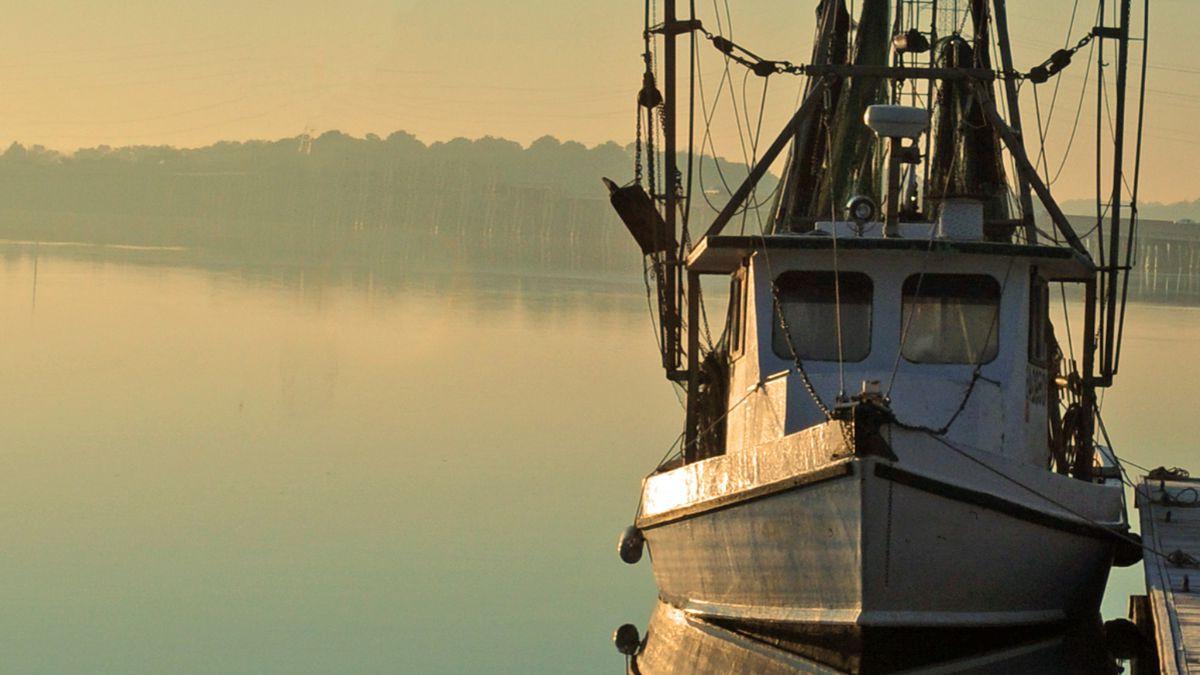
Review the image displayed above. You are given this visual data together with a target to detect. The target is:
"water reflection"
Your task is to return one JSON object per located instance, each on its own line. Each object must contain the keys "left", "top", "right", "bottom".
{"left": 0, "top": 239, "right": 647, "bottom": 317}
{"left": 1, "top": 244, "right": 1196, "bottom": 672}
{"left": 0, "top": 247, "right": 668, "bottom": 673}
{"left": 627, "top": 602, "right": 1139, "bottom": 674}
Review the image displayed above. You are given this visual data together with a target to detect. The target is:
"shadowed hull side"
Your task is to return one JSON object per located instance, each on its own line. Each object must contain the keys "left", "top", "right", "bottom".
{"left": 631, "top": 601, "right": 1117, "bottom": 674}
{"left": 641, "top": 458, "right": 1118, "bottom": 628}
{"left": 633, "top": 601, "right": 842, "bottom": 674}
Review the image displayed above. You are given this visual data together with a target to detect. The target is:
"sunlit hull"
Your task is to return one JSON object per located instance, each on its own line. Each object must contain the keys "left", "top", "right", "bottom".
{"left": 635, "top": 422, "right": 1127, "bottom": 629}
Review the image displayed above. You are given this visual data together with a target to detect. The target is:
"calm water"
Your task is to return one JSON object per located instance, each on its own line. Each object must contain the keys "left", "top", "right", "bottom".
{"left": 0, "top": 248, "right": 1196, "bottom": 672}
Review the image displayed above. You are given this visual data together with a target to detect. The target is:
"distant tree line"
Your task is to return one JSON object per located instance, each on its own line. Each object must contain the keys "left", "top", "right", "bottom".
{"left": 0, "top": 132, "right": 771, "bottom": 272}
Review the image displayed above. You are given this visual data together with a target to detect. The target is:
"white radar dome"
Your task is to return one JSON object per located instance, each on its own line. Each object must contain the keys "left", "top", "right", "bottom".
{"left": 863, "top": 105, "right": 930, "bottom": 139}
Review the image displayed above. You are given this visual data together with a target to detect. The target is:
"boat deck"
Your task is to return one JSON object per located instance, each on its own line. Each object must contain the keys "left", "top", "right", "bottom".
{"left": 1137, "top": 473, "right": 1200, "bottom": 674}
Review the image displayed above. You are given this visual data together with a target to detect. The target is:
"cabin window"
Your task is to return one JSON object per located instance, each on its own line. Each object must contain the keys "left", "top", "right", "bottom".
{"left": 901, "top": 274, "right": 1001, "bottom": 365}
{"left": 729, "top": 268, "right": 746, "bottom": 358}
{"left": 1028, "top": 270, "right": 1050, "bottom": 364}
{"left": 772, "top": 271, "right": 872, "bottom": 362}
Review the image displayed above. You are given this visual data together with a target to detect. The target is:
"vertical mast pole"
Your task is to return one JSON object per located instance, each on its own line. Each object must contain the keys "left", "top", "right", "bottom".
{"left": 1095, "top": 0, "right": 1105, "bottom": 369}
{"left": 664, "top": 0, "right": 679, "bottom": 365}
{"left": 1077, "top": 279, "right": 1098, "bottom": 479}
{"left": 662, "top": 0, "right": 700, "bottom": 460}
{"left": 991, "top": 0, "right": 1037, "bottom": 243}
{"left": 661, "top": 0, "right": 682, "bottom": 384}
{"left": 1103, "top": 0, "right": 1131, "bottom": 381}
{"left": 922, "top": 0, "right": 938, "bottom": 193}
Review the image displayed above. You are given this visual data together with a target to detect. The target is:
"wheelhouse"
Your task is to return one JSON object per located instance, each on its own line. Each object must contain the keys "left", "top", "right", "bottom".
{"left": 690, "top": 231, "right": 1093, "bottom": 469}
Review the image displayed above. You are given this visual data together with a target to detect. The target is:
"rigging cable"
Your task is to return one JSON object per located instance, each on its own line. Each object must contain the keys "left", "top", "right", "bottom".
{"left": 885, "top": 126, "right": 968, "bottom": 399}
{"left": 739, "top": 92, "right": 835, "bottom": 421}
{"left": 737, "top": 69, "right": 772, "bottom": 234}
{"left": 1112, "top": 0, "right": 1150, "bottom": 373}
{"left": 821, "top": 88, "right": 847, "bottom": 402}
{"left": 1032, "top": 0, "right": 1083, "bottom": 179}
{"left": 685, "top": 0, "right": 719, "bottom": 354}
{"left": 693, "top": 30, "right": 785, "bottom": 217}
{"left": 1096, "top": 0, "right": 1107, "bottom": 308}
{"left": 1028, "top": 15, "right": 1100, "bottom": 188}
{"left": 923, "top": 430, "right": 1172, "bottom": 563}
{"left": 709, "top": 0, "right": 762, "bottom": 234}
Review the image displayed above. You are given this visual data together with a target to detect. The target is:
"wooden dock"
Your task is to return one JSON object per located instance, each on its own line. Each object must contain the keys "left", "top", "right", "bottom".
{"left": 1136, "top": 473, "right": 1200, "bottom": 674}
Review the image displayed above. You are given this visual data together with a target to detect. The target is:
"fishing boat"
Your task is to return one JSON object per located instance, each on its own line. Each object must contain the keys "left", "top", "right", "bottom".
{"left": 608, "top": 0, "right": 1150, "bottom": 647}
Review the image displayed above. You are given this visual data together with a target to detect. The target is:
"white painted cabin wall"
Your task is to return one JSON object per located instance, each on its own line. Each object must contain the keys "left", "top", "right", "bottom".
{"left": 725, "top": 264, "right": 790, "bottom": 453}
{"left": 724, "top": 249, "right": 1051, "bottom": 468}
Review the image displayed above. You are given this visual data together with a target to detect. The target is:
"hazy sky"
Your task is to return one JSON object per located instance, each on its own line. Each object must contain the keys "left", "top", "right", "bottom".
{"left": 1, "top": 1, "right": 1196, "bottom": 202}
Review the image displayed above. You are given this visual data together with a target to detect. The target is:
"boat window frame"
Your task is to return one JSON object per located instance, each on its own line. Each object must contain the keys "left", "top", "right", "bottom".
{"left": 1028, "top": 267, "right": 1050, "bottom": 366}
{"left": 899, "top": 272, "right": 1002, "bottom": 366}
{"left": 770, "top": 270, "right": 874, "bottom": 364}
{"left": 729, "top": 264, "right": 747, "bottom": 360}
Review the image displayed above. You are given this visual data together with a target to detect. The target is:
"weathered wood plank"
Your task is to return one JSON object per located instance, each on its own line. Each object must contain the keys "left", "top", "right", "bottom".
{"left": 1138, "top": 475, "right": 1200, "bottom": 674}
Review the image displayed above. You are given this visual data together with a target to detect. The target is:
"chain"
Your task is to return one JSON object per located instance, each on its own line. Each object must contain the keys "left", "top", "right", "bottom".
{"left": 768, "top": 282, "right": 833, "bottom": 420}
{"left": 698, "top": 23, "right": 1097, "bottom": 84}
{"left": 647, "top": 107, "right": 658, "bottom": 198}
{"left": 635, "top": 106, "right": 644, "bottom": 186}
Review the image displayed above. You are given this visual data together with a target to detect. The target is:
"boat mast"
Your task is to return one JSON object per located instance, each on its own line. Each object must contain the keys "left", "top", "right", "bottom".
{"left": 660, "top": 0, "right": 703, "bottom": 461}
{"left": 644, "top": 0, "right": 700, "bottom": 458}
{"left": 1101, "top": 0, "right": 1132, "bottom": 383}
{"left": 663, "top": 0, "right": 684, "bottom": 393}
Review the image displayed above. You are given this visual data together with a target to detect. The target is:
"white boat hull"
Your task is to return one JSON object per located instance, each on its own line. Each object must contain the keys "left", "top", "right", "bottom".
{"left": 636, "top": 423, "right": 1127, "bottom": 628}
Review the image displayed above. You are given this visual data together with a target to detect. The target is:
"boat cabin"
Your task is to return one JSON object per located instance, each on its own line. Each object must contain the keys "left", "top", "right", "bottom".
{"left": 687, "top": 224, "right": 1093, "bottom": 469}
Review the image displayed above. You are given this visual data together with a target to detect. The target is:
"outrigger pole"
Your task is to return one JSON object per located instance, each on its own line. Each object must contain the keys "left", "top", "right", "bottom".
{"left": 991, "top": 0, "right": 1037, "bottom": 244}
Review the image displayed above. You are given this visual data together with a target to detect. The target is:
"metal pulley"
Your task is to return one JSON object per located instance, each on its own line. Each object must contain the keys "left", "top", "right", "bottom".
{"left": 892, "top": 28, "right": 930, "bottom": 55}
{"left": 638, "top": 71, "right": 663, "bottom": 109}
{"left": 1028, "top": 48, "right": 1074, "bottom": 84}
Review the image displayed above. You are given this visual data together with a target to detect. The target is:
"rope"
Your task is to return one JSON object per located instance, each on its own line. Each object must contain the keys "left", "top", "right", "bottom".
{"left": 756, "top": 248, "right": 833, "bottom": 420}
{"left": 697, "top": 25, "right": 805, "bottom": 78}
{"left": 1148, "top": 467, "right": 1193, "bottom": 481}
{"left": 1032, "top": 21, "right": 1097, "bottom": 188}
{"left": 1167, "top": 551, "right": 1200, "bottom": 569}
{"left": 1162, "top": 488, "right": 1200, "bottom": 508}
{"left": 921, "top": 430, "right": 1173, "bottom": 563}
